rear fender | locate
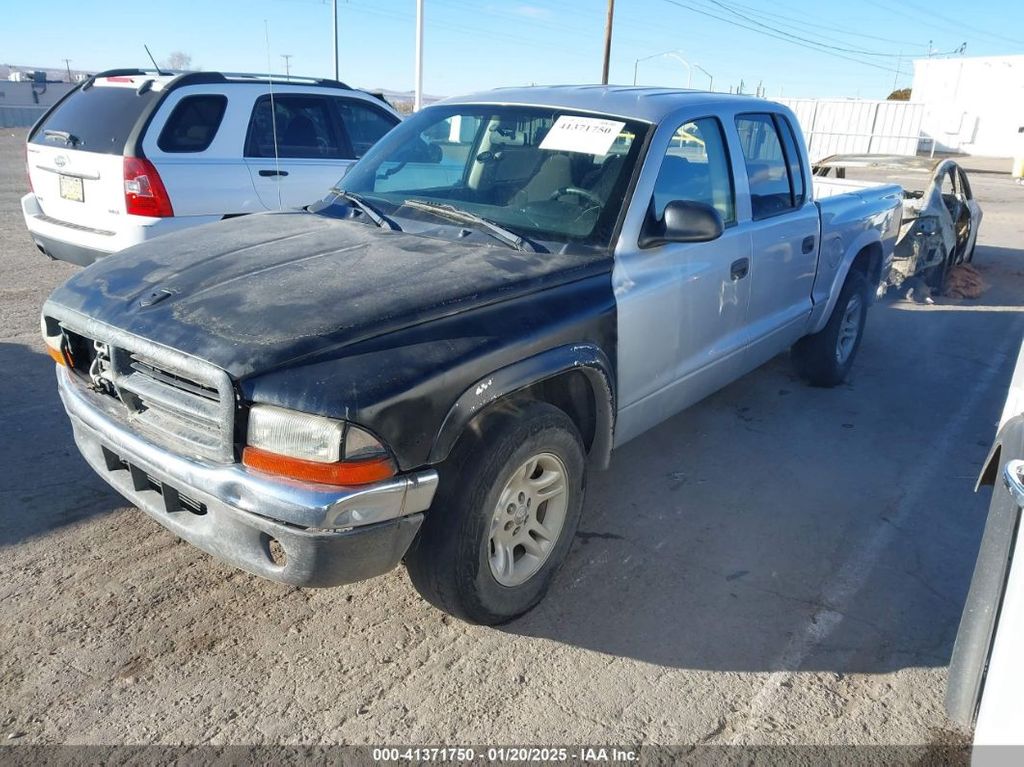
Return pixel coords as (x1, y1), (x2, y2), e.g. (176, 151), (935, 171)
(809, 228), (886, 334)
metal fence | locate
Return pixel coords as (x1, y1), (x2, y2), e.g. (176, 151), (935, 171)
(778, 98), (925, 162)
(1, 105), (46, 129)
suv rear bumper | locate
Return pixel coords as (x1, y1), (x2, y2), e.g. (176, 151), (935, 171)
(22, 193), (219, 266)
(57, 365), (438, 587)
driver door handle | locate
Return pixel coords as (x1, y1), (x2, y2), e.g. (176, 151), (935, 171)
(730, 258), (750, 281)
(802, 235), (816, 254)
(259, 169), (289, 177)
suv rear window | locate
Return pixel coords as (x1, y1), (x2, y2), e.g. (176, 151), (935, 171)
(157, 95), (228, 152)
(30, 84), (159, 155)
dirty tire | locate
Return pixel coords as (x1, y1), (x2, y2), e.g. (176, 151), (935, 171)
(792, 269), (870, 388)
(405, 401), (586, 625)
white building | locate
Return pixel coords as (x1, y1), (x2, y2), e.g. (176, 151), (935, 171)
(912, 54), (1024, 157)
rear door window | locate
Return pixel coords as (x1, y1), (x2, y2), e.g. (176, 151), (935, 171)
(333, 99), (399, 158)
(157, 94), (228, 152)
(735, 113), (797, 219)
(775, 116), (806, 207)
(30, 84), (159, 155)
(245, 95), (342, 159)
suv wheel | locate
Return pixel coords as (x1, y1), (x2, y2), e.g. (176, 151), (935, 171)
(405, 401), (586, 625)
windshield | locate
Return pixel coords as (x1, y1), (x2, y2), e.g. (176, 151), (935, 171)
(329, 105), (650, 250)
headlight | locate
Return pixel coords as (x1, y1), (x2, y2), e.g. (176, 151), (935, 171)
(243, 404), (394, 486)
(247, 405), (346, 463)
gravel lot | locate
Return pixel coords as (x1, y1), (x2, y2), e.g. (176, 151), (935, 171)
(2, 129), (1023, 751)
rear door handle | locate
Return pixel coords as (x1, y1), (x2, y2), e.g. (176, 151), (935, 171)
(730, 257), (750, 281)
(258, 169), (289, 177)
(802, 235), (816, 254)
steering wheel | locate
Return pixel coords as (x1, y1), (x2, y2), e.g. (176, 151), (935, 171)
(549, 186), (603, 207)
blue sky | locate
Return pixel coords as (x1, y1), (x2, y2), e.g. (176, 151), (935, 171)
(3, 0), (1022, 98)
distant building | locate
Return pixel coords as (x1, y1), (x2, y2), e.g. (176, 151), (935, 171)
(912, 55), (1024, 157)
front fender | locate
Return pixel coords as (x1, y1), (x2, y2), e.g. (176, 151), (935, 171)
(428, 344), (616, 469)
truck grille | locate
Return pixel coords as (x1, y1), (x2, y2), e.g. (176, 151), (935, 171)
(58, 321), (236, 463)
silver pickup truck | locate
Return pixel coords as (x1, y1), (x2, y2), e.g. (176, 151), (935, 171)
(42, 87), (902, 624)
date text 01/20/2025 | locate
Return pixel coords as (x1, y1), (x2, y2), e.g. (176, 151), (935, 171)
(372, 747), (639, 762)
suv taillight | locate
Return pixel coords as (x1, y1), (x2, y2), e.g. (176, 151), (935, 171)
(25, 145), (33, 193)
(123, 157), (173, 217)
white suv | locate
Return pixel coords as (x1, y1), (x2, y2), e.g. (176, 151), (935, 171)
(22, 69), (401, 265)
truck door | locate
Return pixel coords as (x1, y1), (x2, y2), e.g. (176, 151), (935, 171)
(244, 94), (355, 210)
(733, 113), (818, 356)
(614, 116), (753, 445)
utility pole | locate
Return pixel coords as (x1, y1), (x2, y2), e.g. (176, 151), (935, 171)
(62, 58), (72, 82)
(892, 51), (902, 92)
(333, 0), (340, 80)
(601, 0), (614, 85)
(414, 0), (425, 111)
(281, 54), (292, 78)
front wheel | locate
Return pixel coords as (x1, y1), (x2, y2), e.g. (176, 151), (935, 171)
(405, 401), (586, 625)
(792, 269), (870, 387)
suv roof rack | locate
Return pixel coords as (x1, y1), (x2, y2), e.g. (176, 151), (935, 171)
(195, 72), (354, 90)
(87, 68), (353, 91)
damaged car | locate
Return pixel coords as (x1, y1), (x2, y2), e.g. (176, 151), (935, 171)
(814, 155), (982, 293)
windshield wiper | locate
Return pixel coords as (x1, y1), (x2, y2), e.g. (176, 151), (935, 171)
(402, 199), (538, 252)
(329, 188), (400, 231)
(43, 129), (80, 147)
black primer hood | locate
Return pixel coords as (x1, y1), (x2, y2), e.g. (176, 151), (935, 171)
(45, 211), (611, 378)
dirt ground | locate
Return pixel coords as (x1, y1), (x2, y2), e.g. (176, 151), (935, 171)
(1, 131), (1023, 751)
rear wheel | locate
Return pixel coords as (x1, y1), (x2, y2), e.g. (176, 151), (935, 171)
(405, 401), (586, 625)
(792, 269), (870, 387)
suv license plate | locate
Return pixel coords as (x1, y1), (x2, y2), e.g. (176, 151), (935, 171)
(59, 174), (84, 203)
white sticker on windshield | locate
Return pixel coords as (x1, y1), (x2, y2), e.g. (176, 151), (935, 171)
(539, 116), (627, 155)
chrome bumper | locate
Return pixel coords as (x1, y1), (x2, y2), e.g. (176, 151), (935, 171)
(57, 365), (439, 587)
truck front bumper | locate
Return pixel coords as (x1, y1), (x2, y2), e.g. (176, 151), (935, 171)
(57, 366), (438, 587)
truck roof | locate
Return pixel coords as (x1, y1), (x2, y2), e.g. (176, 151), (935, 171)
(440, 85), (770, 123)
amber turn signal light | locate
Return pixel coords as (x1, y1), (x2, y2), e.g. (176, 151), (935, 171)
(46, 345), (67, 366)
(242, 446), (396, 486)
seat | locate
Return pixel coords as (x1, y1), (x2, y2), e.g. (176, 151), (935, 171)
(583, 154), (623, 201)
(514, 153), (573, 204)
(280, 115), (318, 155)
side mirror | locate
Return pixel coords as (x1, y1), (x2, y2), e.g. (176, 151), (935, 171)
(639, 200), (724, 248)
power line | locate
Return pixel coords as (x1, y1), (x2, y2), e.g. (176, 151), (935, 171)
(701, 0), (904, 58)
(876, 0), (1019, 47)
(660, 0), (903, 74)
(703, 0), (931, 49)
